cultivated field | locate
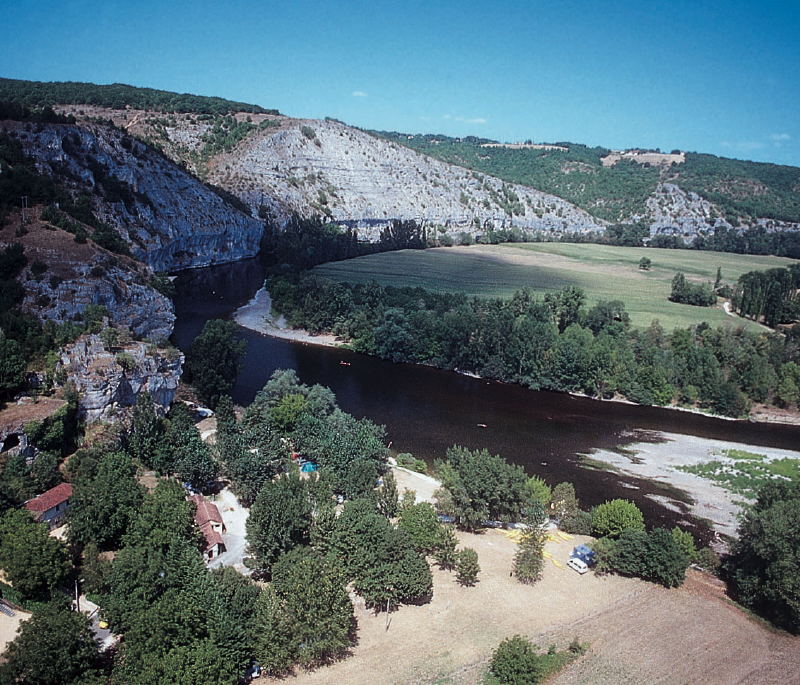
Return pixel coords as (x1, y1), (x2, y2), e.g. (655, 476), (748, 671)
(312, 243), (797, 329)
(271, 528), (800, 685)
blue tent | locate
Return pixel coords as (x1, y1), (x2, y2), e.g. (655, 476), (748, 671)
(301, 462), (318, 473)
(571, 544), (596, 565)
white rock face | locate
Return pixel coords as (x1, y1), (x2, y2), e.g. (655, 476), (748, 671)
(58, 335), (183, 422)
(4, 121), (264, 271)
(645, 183), (732, 238)
(206, 119), (606, 238)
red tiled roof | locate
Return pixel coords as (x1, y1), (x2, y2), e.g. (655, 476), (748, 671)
(24, 483), (72, 513)
(189, 494), (223, 528)
(200, 522), (225, 552)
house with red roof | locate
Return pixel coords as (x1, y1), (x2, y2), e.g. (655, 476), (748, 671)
(24, 482), (73, 529)
(189, 494), (226, 561)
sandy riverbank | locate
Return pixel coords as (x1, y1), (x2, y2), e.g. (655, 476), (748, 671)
(233, 287), (342, 348)
(584, 431), (800, 539)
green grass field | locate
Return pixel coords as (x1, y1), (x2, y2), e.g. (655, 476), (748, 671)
(312, 243), (798, 330)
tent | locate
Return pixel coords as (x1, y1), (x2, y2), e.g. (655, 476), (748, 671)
(570, 544), (596, 566)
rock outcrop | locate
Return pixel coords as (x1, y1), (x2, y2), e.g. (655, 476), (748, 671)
(2, 120), (264, 271)
(57, 334), (183, 422)
(6, 214), (174, 341)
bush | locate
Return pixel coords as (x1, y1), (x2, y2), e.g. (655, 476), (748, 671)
(526, 476), (551, 508)
(595, 527), (690, 588)
(694, 546), (721, 572)
(591, 499), (645, 538)
(398, 502), (443, 554)
(395, 452), (427, 473)
(550, 482), (579, 520)
(560, 509), (592, 535)
(489, 635), (549, 684)
(670, 526), (697, 562)
(455, 547), (480, 586)
(432, 526), (458, 570)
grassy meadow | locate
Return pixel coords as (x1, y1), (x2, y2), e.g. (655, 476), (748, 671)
(312, 243), (798, 330)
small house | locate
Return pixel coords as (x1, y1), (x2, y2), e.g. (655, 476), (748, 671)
(24, 482), (73, 529)
(189, 494), (226, 561)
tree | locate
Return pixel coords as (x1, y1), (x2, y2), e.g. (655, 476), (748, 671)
(327, 498), (432, 609)
(253, 547), (354, 675)
(594, 527), (689, 588)
(68, 451), (144, 549)
(0, 510), (70, 600)
(0, 329), (26, 398)
(186, 319), (247, 408)
(514, 527), (547, 584)
(246, 471), (312, 575)
(723, 480), (800, 632)
(127, 391), (162, 467)
(437, 446), (532, 530)
(489, 635), (549, 685)
(638, 256), (651, 271)
(377, 469), (399, 517)
(550, 482), (579, 520)
(155, 408), (219, 491)
(526, 476), (551, 508)
(455, 547), (480, 586)
(432, 526), (458, 570)
(591, 499), (645, 538)
(670, 526), (697, 563)
(123, 480), (199, 550)
(398, 502), (443, 553)
(0, 601), (101, 684)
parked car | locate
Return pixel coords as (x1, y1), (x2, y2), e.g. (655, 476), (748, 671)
(567, 557), (589, 574)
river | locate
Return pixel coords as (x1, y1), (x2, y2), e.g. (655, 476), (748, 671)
(172, 259), (800, 542)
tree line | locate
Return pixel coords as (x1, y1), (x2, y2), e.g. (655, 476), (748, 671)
(269, 275), (800, 416)
(731, 265), (800, 327)
(0, 77), (278, 115)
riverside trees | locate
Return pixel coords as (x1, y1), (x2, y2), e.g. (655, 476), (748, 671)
(268, 276), (800, 417)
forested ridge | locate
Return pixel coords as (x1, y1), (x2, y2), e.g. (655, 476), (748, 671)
(0, 77), (278, 115)
(373, 131), (800, 225)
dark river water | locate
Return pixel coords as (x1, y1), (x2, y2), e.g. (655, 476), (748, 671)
(172, 259), (800, 542)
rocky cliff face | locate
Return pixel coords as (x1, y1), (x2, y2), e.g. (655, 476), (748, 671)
(212, 119), (606, 238)
(57, 334), (183, 422)
(3, 120), (264, 271)
(8, 213), (174, 341)
(57, 108), (605, 239)
(643, 183), (800, 241)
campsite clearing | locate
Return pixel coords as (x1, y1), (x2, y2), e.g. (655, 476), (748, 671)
(267, 527), (800, 685)
(312, 243), (796, 330)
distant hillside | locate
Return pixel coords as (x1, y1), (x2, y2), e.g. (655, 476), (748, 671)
(0, 77), (278, 115)
(373, 132), (800, 228)
(3, 77), (799, 249)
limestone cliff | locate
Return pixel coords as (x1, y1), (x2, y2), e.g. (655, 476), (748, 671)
(57, 334), (183, 422)
(2, 120), (264, 271)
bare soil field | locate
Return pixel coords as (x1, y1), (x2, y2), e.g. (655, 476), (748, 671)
(267, 529), (800, 685)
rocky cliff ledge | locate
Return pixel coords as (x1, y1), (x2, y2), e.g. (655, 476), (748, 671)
(57, 335), (183, 422)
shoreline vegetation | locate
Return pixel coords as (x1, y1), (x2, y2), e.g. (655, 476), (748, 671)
(233, 285), (800, 428)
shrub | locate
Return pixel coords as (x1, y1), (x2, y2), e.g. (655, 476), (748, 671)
(694, 546), (721, 572)
(550, 482), (579, 520)
(670, 526), (697, 562)
(526, 476), (551, 508)
(398, 502), (443, 553)
(595, 527), (690, 588)
(489, 635), (549, 684)
(455, 547), (480, 586)
(561, 509), (592, 535)
(432, 526), (458, 570)
(591, 499), (645, 538)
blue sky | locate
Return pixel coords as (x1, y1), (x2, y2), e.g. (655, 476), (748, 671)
(2, 0), (799, 165)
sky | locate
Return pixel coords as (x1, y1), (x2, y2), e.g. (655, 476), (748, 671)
(2, 0), (799, 165)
